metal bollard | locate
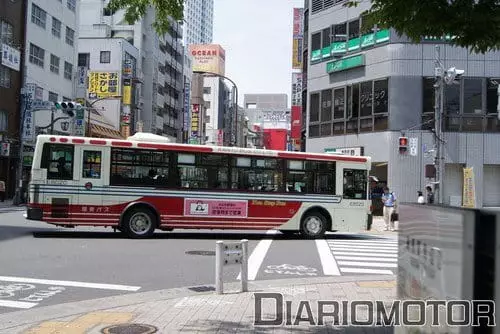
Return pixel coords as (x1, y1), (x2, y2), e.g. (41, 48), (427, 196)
(215, 241), (224, 294)
(215, 239), (248, 295)
(241, 239), (248, 292)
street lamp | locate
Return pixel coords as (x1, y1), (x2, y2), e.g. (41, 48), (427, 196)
(86, 95), (122, 137)
(193, 71), (239, 146)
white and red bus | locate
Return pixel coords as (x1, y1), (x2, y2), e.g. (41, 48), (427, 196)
(26, 133), (373, 238)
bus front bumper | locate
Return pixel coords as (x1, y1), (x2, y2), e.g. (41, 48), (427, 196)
(26, 207), (43, 221)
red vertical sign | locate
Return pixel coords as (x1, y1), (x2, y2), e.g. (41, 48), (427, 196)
(291, 106), (302, 139)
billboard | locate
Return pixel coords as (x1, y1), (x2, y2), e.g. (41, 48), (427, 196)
(292, 8), (304, 70)
(88, 71), (120, 99)
(190, 104), (200, 139)
(262, 110), (291, 130)
(189, 44), (226, 76)
(291, 106), (302, 139)
(291, 72), (302, 106)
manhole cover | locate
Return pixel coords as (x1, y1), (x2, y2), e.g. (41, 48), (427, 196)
(188, 285), (216, 292)
(102, 323), (157, 334)
(185, 250), (216, 256)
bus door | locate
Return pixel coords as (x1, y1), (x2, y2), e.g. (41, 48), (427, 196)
(336, 165), (370, 230)
(75, 146), (108, 214)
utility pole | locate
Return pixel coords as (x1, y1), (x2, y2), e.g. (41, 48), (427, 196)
(433, 45), (444, 205)
(433, 45), (464, 205)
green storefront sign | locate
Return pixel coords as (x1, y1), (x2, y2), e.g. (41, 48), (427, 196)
(311, 29), (390, 62)
(326, 54), (365, 73)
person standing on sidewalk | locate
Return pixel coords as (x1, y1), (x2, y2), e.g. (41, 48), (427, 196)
(0, 180), (5, 202)
(381, 186), (396, 231)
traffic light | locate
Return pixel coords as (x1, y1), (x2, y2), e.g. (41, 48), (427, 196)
(398, 136), (408, 154)
(54, 101), (81, 117)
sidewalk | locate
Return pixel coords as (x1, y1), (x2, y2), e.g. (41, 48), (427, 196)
(0, 275), (397, 334)
(0, 200), (25, 212)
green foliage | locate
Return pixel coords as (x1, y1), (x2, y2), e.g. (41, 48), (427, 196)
(346, 0), (500, 53)
(106, 0), (185, 35)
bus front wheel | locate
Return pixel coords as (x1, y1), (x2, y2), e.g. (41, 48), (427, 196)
(300, 212), (327, 239)
(122, 208), (156, 239)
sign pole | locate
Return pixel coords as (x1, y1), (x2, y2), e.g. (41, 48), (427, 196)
(241, 239), (248, 292)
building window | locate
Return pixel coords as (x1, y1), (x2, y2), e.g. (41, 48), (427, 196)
(29, 43), (45, 68)
(373, 79), (388, 114)
(359, 81), (372, 117)
(64, 62), (72, 80)
(322, 27), (331, 49)
(310, 93), (320, 122)
(78, 53), (89, 67)
(51, 18), (61, 38)
(31, 4), (47, 29)
(65, 27), (75, 46)
(333, 23), (347, 42)
(48, 91), (58, 102)
(320, 89), (332, 123)
(0, 66), (10, 88)
(50, 54), (60, 74)
(311, 32), (321, 51)
(203, 87), (211, 94)
(67, 0), (76, 12)
(333, 88), (345, 119)
(0, 20), (13, 44)
(486, 78), (500, 114)
(100, 51), (111, 63)
(348, 20), (360, 40)
(0, 110), (7, 132)
(463, 78), (482, 114)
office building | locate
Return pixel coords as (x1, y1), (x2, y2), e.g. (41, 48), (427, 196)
(79, 1), (185, 141)
(0, 0), (26, 199)
(303, 0), (500, 207)
(182, 0), (214, 46)
(202, 77), (230, 145)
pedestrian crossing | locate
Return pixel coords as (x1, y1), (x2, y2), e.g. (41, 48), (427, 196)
(327, 238), (398, 275)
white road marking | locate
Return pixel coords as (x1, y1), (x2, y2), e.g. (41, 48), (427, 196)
(335, 256), (396, 262)
(0, 300), (38, 309)
(0, 276), (141, 291)
(237, 229), (277, 281)
(329, 239), (398, 276)
(337, 261), (398, 268)
(329, 247), (397, 253)
(315, 239), (340, 276)
(331, 251), (397, 257)
(340, 268), (394, 275)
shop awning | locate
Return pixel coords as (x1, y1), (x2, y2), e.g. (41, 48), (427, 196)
(90, 124), (124, 139)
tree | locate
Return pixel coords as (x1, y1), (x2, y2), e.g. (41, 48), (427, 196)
(106, 0), (185, 35)
(347, 0), (500, 53)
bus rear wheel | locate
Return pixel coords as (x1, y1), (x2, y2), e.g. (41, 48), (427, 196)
(300, 212), (327, 239)
(122, 208), (156, 239)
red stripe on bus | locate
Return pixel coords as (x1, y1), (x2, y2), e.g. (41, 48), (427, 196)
(278, 152), (367, 163)
(111, 141), (133, 147)
(72, 138), (85, 144)
(59, 138), (68, 143)
(90, 139), (107, 145)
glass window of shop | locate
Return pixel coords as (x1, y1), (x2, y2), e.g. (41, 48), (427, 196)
(348, 20), (360, 40)
(308, 78), (389, 138)
(311, 32), (321, 51)
(333, 23), (347, 42)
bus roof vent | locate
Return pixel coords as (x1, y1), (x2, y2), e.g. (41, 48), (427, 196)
(127, 132), (171, 143)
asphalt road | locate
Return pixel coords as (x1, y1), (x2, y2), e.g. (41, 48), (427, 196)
(0, 209), (398, 314)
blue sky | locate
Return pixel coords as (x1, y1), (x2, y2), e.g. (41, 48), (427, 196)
(213, 0), (303, 107)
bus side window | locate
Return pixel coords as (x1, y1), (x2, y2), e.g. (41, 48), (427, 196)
(41, 143), (74, 180)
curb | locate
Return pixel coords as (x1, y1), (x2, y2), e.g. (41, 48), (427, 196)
(0, 274), (395, 331)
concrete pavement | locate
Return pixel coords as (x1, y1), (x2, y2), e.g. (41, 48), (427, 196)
(0, 275), (397, 333)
